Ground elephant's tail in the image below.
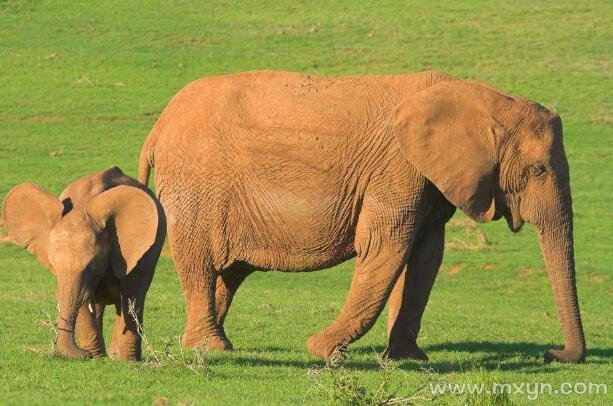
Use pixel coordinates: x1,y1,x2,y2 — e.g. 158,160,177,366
138,132,155,186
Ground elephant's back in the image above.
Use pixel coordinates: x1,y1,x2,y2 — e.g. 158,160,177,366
151,71,399,173
150,72,388,203
151,71,383,148
150,69,452,155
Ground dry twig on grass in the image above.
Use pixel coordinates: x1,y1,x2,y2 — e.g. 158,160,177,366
127,299,213,375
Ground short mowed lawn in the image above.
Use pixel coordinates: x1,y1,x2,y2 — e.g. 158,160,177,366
0,1,611,404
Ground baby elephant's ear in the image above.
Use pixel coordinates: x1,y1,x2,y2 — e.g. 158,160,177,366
85,185,159,278
2,183,64,268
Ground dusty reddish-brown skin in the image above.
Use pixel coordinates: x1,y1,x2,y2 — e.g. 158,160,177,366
140,70,585,363
2,167,166,360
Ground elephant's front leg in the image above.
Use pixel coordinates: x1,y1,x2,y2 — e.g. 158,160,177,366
108,272,153,361
108,293,144,361
385,224,444,361
306,240,411,360
75,303,106,357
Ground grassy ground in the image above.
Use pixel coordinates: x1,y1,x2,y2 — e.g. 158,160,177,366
0,0,611,404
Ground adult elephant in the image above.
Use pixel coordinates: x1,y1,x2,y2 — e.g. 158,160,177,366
139,70,585,363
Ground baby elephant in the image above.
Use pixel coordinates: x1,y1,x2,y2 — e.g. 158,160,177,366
2,166,165,360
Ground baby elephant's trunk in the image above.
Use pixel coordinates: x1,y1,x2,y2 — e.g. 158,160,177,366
55,276,92,359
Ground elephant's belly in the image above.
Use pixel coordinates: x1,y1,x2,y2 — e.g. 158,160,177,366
240,243,357,272
231,187,359,271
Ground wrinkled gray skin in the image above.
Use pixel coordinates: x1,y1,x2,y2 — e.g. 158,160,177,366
139,70,585,363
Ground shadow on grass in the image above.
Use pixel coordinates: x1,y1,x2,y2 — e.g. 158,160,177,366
424,341,612,359
226,341,611,373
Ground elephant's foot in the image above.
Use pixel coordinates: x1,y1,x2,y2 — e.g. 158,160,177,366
306,331,348,362
384,342,428,362
182,332,232,351
78,337,106,358
80,344,106,358
544,348,585,363
55,342,93,360
108,343,141,361
55,331,93,360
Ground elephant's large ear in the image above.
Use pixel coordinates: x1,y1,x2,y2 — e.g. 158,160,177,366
2,183,65,268
85,185,159,278
393,80,507,222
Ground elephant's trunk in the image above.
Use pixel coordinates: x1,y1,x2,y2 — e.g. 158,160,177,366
537,200,585,363
55,276,92,359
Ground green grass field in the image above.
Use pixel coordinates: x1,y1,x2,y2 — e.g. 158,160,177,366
0,0,611,404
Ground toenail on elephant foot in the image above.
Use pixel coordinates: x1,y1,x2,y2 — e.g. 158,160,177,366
384,343,429,362
306,333,347,362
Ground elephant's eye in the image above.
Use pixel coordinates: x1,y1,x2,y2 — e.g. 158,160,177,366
528,164,546,177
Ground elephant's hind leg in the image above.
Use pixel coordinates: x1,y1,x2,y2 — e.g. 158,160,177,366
169,237,229,351
385,224,444,361
179,262,231,351
165,202,231,351
215,262,254,347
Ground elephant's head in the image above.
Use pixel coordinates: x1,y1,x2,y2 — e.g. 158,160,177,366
2,184,159,359
393,80,585,363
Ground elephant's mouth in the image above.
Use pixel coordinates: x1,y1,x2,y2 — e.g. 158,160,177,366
506,215,525,233
492,211,524,232
505,202,525,233
495,197,524,232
